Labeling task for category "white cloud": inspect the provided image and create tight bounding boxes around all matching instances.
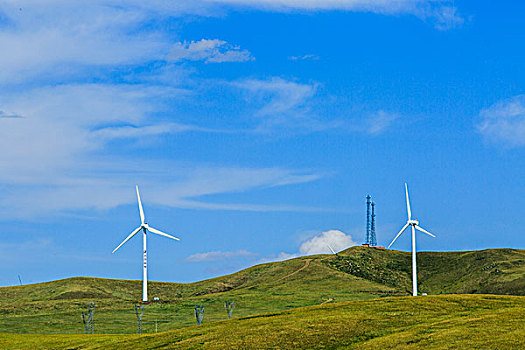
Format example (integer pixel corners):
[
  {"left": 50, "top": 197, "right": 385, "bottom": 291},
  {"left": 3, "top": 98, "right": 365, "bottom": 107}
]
[
  {"left": 0, "top": 0, "right": 462, "bottom": 81},
  {"left": 185, "top": 250, "right": 257, "bottom": 262},
  {"left": 299, "top": 230, "right": 357, "bottom": 255},
  {"left": 231, "top": 79, "right": 403, "bottom": 134},
  {"left": 289, "top": 54, "right": 319, "bottom": 61},
  {"left": 0, "top": 0, "right": 463, "bottom": 85},
  {"left": 431, "top": 4, "right": 464, "bottom": 31},
  {"left": 231, "top": 77, "right": 341, "bottom": 132},
  {"left": 234, "top": 77, "right": 316, "bottom": 116},
  {"left": 0, "top": 163, "right": 325, "bottom": 218},
  {"left": 168, "top": 39, "right": 254, "bottom": 63},
  {"left": 0, "top": 2, "right": 173, "bottom": 84},
  {"left": 91, "top": 123, "right": 217, "bottom": 140},
  {"left": 0, "top": 110, "right": 22, "bottom": 118},
  {"left": 477, "top": 95, "right": 525, "bottom": 147},
  {"left": 0, "top": 80, "right": 326, "bottom": 218},
  {"left": 261, "top": 229, "right": 357, "bottom": 263},
  {"left": 366, "top": 110, "right": 401, "bottom": 135},
  {"left": 206, "top": 0, "right": 464, "bottom": 30},
  {"left": 0, "top": 0, "right": 452, "bottom": 221},
  {"left": 0, "top": 83, "right": 182, "bottom": 184}
]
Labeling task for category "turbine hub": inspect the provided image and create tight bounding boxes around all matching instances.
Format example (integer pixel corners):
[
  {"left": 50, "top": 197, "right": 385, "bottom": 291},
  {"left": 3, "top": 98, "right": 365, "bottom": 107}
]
[{"left": 408, "top": 219, "right": 419, "bottom": 226}]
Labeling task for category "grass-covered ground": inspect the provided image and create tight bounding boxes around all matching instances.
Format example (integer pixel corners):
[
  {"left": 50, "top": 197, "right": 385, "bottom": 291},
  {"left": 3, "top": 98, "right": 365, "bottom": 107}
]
[
  {"left": 0, "top": 246, "right": 523, "bottom": 342},
  {"left": 0, "top": 294, "right": 523, "bottom": 349},
  {"left": 328, "top": 247, "right": 525, "bottom": 295},
  {"left": 0, "top": 251, "right": 399, "bottom": 334}
]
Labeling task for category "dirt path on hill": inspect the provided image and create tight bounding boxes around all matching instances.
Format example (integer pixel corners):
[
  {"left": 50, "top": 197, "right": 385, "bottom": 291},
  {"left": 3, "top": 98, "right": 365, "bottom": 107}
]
[
  {"left": 320, "top": 298, "right": 334, "bottom": 305},
  {"left": 276, "top": 259, "right": 311, "bottom": 282}
]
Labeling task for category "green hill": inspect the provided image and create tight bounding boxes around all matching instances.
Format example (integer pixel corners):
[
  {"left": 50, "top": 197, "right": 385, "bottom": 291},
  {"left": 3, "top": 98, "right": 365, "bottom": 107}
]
[
  {"left": 330, "top": 247, "right": 525, "bottom": 295},
  {"left": 0, "top": 247, "right": 523, "bottom": 336},
  {"left": 0, "top": 294, "right": 523, "bottom": 349}
]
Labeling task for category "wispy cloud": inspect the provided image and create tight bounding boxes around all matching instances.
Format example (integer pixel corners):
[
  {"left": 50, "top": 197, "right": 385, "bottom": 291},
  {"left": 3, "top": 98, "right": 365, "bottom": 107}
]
[
  {"left": 0, "top": 83, "right": 185, "bottom": 184},
  {"left": 0, "top": 110, "right": 23, "bottom": 118},
  {"left": 0, "top": 78, "right": 327, "bottom": 218},
  {"left": 0, "top": 0, "right": 463, "bottom": 86},
  {"left": 0, "top": 164, "right": 325, "bottom": 218},
  {"left": 207, "top": 0, "right": 464, "bottom": 30},
  {"left": 477, "top": 95, "right": 525, "bottom": 148},
  {"left": 0, "top": 1, "right": 429, "bottom": 221},
  {"left": 228, "top": 78, "right": 406, "bottom": 135},
  {"left": 168, "top": 39, "right": 254, "bottom": 63},
  {"left": 289, "top": 54, "right": 319, "bottom": 61},
  {"left": 234, "top": 77, "right": 317, "bottom": 117},
  {"left": 231, "top": 77, "right": 342, "bottom": 132},
  {"left": 91, "top": 122, "right": 221, "bottom": 140},
  {"left": 430, "top": 4, "right": 464, "bottom": 31},
  {"left": 366, "top": 110, "right": 401, "bottom": 135},
  {"left": 184, "top": 250, "right": 257, "bottom": 262}
]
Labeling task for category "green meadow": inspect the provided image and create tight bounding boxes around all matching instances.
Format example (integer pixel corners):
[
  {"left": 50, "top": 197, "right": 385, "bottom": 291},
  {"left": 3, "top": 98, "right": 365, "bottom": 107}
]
[{"left": 0, "top": 247, "right": 523, "bottom": 348}]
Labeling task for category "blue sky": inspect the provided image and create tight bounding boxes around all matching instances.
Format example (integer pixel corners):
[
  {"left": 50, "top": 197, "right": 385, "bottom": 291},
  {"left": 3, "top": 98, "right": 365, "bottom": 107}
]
[{"left": 0, "top": 1, "right": 524, "bottom": 286}]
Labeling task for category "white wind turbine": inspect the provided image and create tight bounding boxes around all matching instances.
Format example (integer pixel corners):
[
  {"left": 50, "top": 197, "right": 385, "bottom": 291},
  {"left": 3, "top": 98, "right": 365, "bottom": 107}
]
[
  {"left": 388, "top": 183, "right": 436, "bottom": 296},
  {"left": 112, "top": 186, "right": 180, "bottom": 302}
]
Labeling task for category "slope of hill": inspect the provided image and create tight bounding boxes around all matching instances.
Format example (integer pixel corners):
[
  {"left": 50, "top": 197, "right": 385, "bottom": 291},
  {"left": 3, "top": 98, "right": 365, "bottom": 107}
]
[
  {"left": 329, "top": 247, "right": 525, "bottom": 295},
  {"left": 0, "top": 254, "right": 399, "bottom": 334},
  {"left": 0, "top": 294, "right": 523, "bottom": 349},
  {"left": 0, "top": 247, "right": 523, "bottom": 335}
]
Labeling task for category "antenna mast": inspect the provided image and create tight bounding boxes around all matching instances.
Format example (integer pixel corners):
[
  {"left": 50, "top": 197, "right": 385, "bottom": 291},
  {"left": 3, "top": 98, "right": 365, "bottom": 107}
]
[
  {"left": 371, "top": 202, "right": 377, "bottom": 247},
  {"left": 365, "top": 195, "right": 371, "bottom": 245}
]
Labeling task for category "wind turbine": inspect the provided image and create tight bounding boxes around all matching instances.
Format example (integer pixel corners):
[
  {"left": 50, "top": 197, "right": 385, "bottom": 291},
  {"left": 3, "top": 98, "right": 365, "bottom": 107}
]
[
  {"left": 112, "top": 186, "right": 180, "bottom": 302},
  {"left": 327, "top": 244, "right": 338, "bottom": 256},
  {"left": 388, "top": 183, "right": 436, "bottom": 296}
]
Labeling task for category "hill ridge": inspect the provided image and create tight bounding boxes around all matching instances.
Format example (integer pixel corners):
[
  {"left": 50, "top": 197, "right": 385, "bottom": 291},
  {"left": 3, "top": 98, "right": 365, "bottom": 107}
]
[{"left": 2, "top": 247, "right": 524, "bottom": 297}]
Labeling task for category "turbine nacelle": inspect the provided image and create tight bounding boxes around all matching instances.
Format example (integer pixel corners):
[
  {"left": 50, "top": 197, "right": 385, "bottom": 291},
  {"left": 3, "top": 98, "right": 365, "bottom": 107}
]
[{"left": 408, "top": 219, "right": 419, "bottom": 226}]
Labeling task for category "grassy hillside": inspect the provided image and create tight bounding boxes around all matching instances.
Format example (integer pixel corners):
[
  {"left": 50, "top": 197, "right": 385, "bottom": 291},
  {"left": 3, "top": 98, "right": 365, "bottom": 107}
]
[
  {"left": 0, "top": 254, "right": 399, "bottom": 334},
  {"left": 0, "top": 247, "right": 523, "bottom": 335},
  {"left": 0, "top": 294, "right": 523, "bottom": 349},
  {"left": 329, "top": 247, "right": 525, "bottom": 295}
]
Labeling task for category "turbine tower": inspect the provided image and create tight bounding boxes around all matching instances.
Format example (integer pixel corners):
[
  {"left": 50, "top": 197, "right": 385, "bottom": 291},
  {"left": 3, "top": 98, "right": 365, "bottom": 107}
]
[
  {"left": 388, "top": 183, "right": 436, "bottom": 296},
  {"left": 112, "top": 186, "right": 180, "bottom": 302}
]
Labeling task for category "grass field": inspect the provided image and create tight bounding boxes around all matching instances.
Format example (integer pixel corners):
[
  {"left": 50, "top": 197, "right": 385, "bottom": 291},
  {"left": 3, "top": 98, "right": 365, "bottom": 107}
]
[
  {"left": 0, "top": 294, "right": 523, "bottom": 349},
  {"left": 0, "top": 247, "right": 523, "bottom": 348}
]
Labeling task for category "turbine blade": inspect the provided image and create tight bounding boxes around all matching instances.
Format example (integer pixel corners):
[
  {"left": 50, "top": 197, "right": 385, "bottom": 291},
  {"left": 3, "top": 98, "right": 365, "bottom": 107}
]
[
  {"left": 112, "top": 226, "right": 142, "bottom": 254},
  {"left": 327, "top": 244, "right": 337, "bottom": 255},
  {"left": 136, "top": 185, "right": 145, "bottom": 225},
  {"left": 388, "top": 223, "right": 409, "bottom": 249},
  {"left": 405, "top": 183, "right": 411, "bottom": 220},
  {"left": 415, "top": 225, "right": 436, "bottom": 238},
  {"left": 147, "top": 226, "right": 180, "bottom": 241}
]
